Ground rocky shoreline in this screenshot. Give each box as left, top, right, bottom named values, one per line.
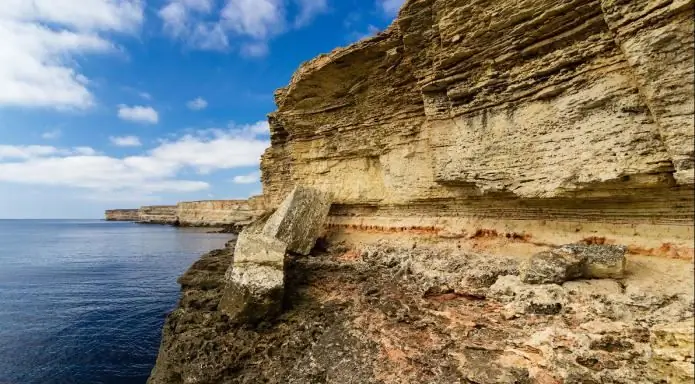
left=148, top=239, right=694, bottom=383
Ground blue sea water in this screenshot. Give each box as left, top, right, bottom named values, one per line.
left=0, top=220, right=232, bottom=384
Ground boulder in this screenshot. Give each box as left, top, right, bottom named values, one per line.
left=261, top=186, right=332, bottom=255
left=575, top=244, right=627, bottom=279
left=219, top=233, right=287, bottom=323
left=521, top=244, right=628, bottom=285
left=520, top=248, right=584, bottom=284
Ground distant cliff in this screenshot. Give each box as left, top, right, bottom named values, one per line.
left=261, top=0, right=694, bottom=258
left=137, top=206, right=178, bottom=225
left=104, top=197, right=266, bottom=228
left=176, top=197, right=266, bottom=227
left=104, top=209, right=139, bottom=221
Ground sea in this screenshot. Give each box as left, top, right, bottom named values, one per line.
left=0, top=220, right=232, bottom=384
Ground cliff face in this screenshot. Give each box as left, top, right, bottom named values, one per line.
left=104, top=209, right=139, bottom=221
left=261, top=0, right=694, bottom=258
left=138, top=205, right=178, bottom=225
left=176, top=197, right=266, bottom=227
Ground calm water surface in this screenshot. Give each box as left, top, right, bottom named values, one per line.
left=0, top=220, right=231, bottom=384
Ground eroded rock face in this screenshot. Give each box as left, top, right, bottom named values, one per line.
left=138, top=205, right=178, bottom=225
left=104, top=209, right=139, bottom=221
left=176, top=197, right=266, bottom=227
left=261, top=0, right=694, bottom=256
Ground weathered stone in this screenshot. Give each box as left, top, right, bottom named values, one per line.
left=521, top=244, right=628, bottom=285
left=219, top=224, right=287, bottom=322
left=520, top=249, right=585, bottom=285
left=219, top=263, right=285, bottom=324
left=261, top=186, right=332, bottom=255
left=230, top=233, right=287, bottom=266
left=489, top=275, right=567, bottom=315
left=575, top=244, right=627, bottom=279
left=260, top=0, right=694, bottom=257
left=648, top=320, right=695, bottom=384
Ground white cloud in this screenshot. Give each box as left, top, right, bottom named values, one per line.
left=159, top=0, right=327, bottom=56
left=41, top=129, right=62, bottom=140
left=232, top=171, right=260, bottom=184
left=0, top=144, right=98, bottom=160
left=139, top=92, right=152, bottom=100
left=0, top=0, right=144, bottom=109
left=293, top=0, right=328, bottom=27
left=117, top=105, right=159, bottom=124
left=378, top=0, right=405, bottom=16
left=110, top=135, right=142, bottom=147
left=187, top=97, right=208, bottom=110
left=221, top=0, right=284, bottom=39
left=240, top=42, right=269, bottom=58
left=0, top=121, right=270, bottom=197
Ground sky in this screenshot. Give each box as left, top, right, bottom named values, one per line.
left=0, top=0, right=404, bottom=218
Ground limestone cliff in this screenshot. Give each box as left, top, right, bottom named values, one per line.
left=261, top=0, right=694, bottom=258
left=138, top=205, right=178, bottom=225
left=176, top=197, right=265, bottom=227
left=104, top=209, right=139, bottom=221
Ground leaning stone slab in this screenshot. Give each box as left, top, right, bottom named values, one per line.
left=231, top=233, right=287, bottom=265
left=261, top=186, right=332, bottom=255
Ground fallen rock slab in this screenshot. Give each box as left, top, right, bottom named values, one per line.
left=261, top=186, right=332, bottom=255
left=218, top=186, right=332, bottom=322
left=520, top=248, right=584, bottom=284
left=521, top=244, right=628, bottom=285
left=219, top=232, right=287, bottom=323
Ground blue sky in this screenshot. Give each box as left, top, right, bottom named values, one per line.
left=0, top=0, right=403, bottom=218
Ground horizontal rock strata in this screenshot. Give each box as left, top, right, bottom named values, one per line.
left=176, top=197, right=266, bottom=227
left=104, top=209, right=139, bottom=221
left=138, top=205, right=178, bottom=225
left=260, top=0, right=695, bottom=258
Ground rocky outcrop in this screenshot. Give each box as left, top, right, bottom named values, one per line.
left=138, top=205, right=178, bottom=225
left=176, top=196, right=266, bottom=227
left=148, top=241, right=694, bottom=384
left=104, top=209, right=139, bottom=221
left=261, top=0, right=694, bottom=258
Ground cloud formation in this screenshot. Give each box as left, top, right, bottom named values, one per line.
left=0, top=121, right=270, bottom=197
left=110, top=135, right=142, bottom=147
left=187, top=97, right=208, bottom=110
left=117, top=105, right=159, bottom=124
left=41, top=129, right=62, bottom=140
left=0, top=0, right=143, bottom=109
left=158, top=0, right=328, bottom=55
left=232, top=171, right=260, bottom=184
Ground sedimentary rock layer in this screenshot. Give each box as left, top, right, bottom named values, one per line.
left=138, top=205, right=178, bottom=225
left=176, top=197, right=265, bottom=227
left=261, top=0, right=695, bottom=257
left=104, top=209, right=139, bottom=221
